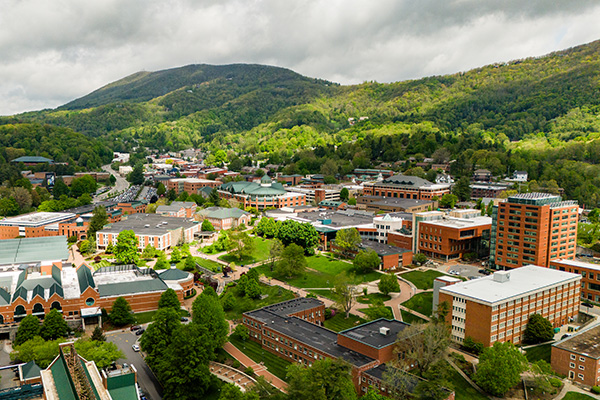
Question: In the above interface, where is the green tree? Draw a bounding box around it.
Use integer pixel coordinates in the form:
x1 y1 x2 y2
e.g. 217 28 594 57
140 307 182 367
255 217 279 238
340 188 350 201
74 339 124 369
588 208 600 224
91 326 106 342
414 253 428 265
0 197 19 216
277 220 319 255
474 342 527 396
192 287 228 356
348 197 357 206
245 278 262 299
128 163 145 185
201 219 215 231
524 314 554 344
170 247 181 263
287 358 357 400
361 388 387 400
353 249 380 273
157 183 166 196
275 243 307 278
183 255 196 271
234 324 250 341
14 315 41 346
158 288 181 311
269 238 284 268
394 322 450 376
335 228 361 257
109 297 135 327
332 272 358 319
229 230 255 261
209 188 220 205
220 291 235 311
439 193 458 208
114 230 139 264
87 206 108 241
142 244 157 259
378 273 400 295
452 177 472 201
71 175 97 198
219 383 260 400
52 178 70 198
40 309 69 341
11 337 59 368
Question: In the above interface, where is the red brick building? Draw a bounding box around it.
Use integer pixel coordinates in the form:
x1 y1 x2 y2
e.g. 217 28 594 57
436 266 581 346
550 259 600 303
167 178 220 194
491 193 578 270
362 174 450 201
552 325 600 386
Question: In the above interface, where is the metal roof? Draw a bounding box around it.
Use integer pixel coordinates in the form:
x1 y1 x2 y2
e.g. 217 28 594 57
0 236 69 266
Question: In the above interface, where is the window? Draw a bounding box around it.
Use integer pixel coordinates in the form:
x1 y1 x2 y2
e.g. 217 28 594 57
580 357 585 362
570 362 575 368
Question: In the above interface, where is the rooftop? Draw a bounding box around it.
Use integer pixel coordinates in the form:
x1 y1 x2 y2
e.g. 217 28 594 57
339 318 410 349
11 156 53 163
507 192 562 205
370 198 434 208
0 212 75 227
359 240 410 256
440 265 581 305
420 215 492 229
293 209 374 230
260 297 323 317
551 259 600 272
0 236 69 266
554 324 600 359
99 214 198 236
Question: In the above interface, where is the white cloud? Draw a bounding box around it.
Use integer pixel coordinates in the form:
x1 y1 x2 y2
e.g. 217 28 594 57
0 0 599 115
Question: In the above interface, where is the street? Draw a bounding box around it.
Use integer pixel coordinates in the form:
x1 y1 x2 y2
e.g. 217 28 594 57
107 330 163 400
95 164 129 202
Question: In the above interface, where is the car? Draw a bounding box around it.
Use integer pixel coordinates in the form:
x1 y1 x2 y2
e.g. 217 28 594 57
448 270 459 275
561 333 572 340
180 317 189 322
135 328 145 336
132 344 140 352
582 302 594 308
130 325 141 331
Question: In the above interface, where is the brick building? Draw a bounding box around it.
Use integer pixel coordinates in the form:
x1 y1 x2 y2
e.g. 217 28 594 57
552 325 600 386
362 174 450 201
413 209 492 260
116 201 148 215
435 266 581 346
550 259 600 303
490 193 578 270
219 176 306 210
0 212 77 239
166 178 220 194
357 197 436 213
156 201 197 218
470 183 511 199
195 207 252 230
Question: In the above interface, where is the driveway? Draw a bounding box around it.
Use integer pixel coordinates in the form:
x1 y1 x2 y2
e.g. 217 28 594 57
0 345 19 390
107 330 162 400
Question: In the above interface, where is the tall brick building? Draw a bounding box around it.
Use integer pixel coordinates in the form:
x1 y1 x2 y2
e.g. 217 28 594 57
490 193 578 270
435 266 581 346
362 174 450 201
550 259 600 303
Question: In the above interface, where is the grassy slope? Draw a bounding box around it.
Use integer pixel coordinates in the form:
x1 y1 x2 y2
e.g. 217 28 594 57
223 283 295 321
228 333 291 381
401 270 445 290
218 236 271 266
402 292 434 317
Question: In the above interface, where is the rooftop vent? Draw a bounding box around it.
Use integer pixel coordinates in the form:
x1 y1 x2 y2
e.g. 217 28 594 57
379 327 390 336
493 271 511 283
144 224 150 228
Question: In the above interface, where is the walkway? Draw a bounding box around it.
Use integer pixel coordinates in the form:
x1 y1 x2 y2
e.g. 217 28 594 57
223 342 288 392
209 361 256 392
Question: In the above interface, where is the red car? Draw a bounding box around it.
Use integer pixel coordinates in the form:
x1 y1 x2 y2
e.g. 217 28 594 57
130 325 141 331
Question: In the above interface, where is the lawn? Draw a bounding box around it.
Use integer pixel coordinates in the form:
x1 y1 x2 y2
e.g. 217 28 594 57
223 284 296 321
134 309 189 324
400 270 446 290
358 306 394 320
218 237 271 266
174 256 222 272
446 361 490 400
256 255 381 289
323 313 366 332
308 289 337 301
402 292 434 318
401 310 427 324
562 393 596 400
356 293 391 304
525 343 552 363
228 333 291 381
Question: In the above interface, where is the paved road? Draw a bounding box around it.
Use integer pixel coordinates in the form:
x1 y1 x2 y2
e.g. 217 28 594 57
107 330 163 400
95 164 129 202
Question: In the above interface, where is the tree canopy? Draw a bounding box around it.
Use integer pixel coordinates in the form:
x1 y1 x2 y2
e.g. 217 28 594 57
474 341 528 396
523 313 554 344
114 230 139 264
287 358 358 400
275 243 307 278
109 297 135 327
191 287 228 356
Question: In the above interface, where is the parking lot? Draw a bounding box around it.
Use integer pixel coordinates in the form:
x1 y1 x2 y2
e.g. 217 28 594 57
445 264 489 280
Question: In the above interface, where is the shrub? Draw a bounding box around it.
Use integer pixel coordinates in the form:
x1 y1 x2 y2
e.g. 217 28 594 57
592 386 600 394
549 378 562 388
463 336 484 355
233 360 241 369
244 367 254 376
324 308 332 319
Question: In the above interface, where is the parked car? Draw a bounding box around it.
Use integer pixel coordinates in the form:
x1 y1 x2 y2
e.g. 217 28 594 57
135 328 145 336
582 302 594 308
130 325 141 331
180 317 189 322
132 344 140 352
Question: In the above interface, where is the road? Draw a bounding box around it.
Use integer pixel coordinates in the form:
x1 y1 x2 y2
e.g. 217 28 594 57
107 330 163 400
95 164 129 202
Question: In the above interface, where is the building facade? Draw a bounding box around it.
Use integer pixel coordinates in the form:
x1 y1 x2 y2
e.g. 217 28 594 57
550 259 600 303
219 176 306 210
552 325 600 386
362 174 450 201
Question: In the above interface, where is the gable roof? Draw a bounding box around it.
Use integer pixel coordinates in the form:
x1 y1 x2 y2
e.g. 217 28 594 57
76 265 96 294
21 361 42 380
159 268 190 281
206 207 249 220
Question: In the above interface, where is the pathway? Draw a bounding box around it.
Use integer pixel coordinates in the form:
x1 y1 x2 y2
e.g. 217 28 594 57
555 380 600 399
209 361 256 392
223 342 288 392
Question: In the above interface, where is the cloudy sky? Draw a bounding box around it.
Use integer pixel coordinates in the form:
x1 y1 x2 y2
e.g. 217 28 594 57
1 0 599 115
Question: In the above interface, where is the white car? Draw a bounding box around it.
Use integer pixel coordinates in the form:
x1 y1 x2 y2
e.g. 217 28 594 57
132 344 140 352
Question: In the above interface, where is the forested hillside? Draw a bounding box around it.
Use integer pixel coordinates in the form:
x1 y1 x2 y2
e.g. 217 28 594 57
9 39 600 206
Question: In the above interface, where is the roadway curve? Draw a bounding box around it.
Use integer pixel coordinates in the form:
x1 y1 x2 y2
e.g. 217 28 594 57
95 164 129 202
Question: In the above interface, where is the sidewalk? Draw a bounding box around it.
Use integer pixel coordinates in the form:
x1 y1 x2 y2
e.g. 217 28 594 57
223 342 288 393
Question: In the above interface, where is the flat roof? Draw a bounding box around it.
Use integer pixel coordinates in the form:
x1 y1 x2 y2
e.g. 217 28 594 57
371 198 433 207
260 297 324 317
340 319 409 349
551 258 600 272
0 236 69 265
293 209 374 230
99 214 198 236
360 240 410 256
440 265 580 305
420 215 492 229
0 212 75 227
554 324 600 359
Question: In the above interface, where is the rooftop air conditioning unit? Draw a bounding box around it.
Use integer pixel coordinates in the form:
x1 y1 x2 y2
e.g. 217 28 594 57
380 327 390 336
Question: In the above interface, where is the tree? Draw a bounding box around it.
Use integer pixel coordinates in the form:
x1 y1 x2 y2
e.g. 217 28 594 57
269 238 284 268
332 272 358 319
340 187 350 201
353 249 381 273
71 175 97 197
245 278 262 299
14 315 41 346
192 287 228 356
361 388 388 400
128 163 145 185
74 339 124 369
183 255 196 271
87 206 108 241
588 208 600 224
229 230 255 261
158 288 181 311
140 307 182 367
91 326 106 342
11 336 60 368
413 253 428 265
462 336 484 355
52 178 69 197
170 247 181 263
114 230 139 264
201 219 215 231
439 193 458 208
287 358 357 400
219 384 260 400
452 176 472 201
275 243 307 278
394 322 450 376
378 273 400 295
234 324 250 341
157 183 166 196
109 297 135 327
0 197 19 216
141 244 157 259
209 188 220 205
40 309 69 341
276 220 319 255
524 313 554 344
220 291 235 311
335 228 361 257
167 188 177 201
348 197 357 206
474 342 527 396
255 217 279 238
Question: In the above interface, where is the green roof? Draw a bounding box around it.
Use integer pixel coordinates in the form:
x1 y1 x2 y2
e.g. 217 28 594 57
159 268 190 281
107 371 138 400
0 236 69 265
21 361 42 380
207 207 249 220
0 288 10 305
11 156 53 163
97 279 168 297
50 355 77 400
77 266 96 294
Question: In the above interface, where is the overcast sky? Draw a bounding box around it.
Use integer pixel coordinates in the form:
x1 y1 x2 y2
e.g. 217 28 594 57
1 0 599 116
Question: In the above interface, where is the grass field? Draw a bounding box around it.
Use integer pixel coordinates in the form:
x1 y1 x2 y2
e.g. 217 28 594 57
256 255 381 289
525 343 552 363
228 333 291 381
402 292 434 318
356 293 391 304
307 289 337 301
223 284 296 321
359 306 394 320
401 310 427 324
401 270 446 290
324 313 366 332
562 393 595 400
218 237 271 266
134 309 189 324
446 361 490 400
175 256 223 272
